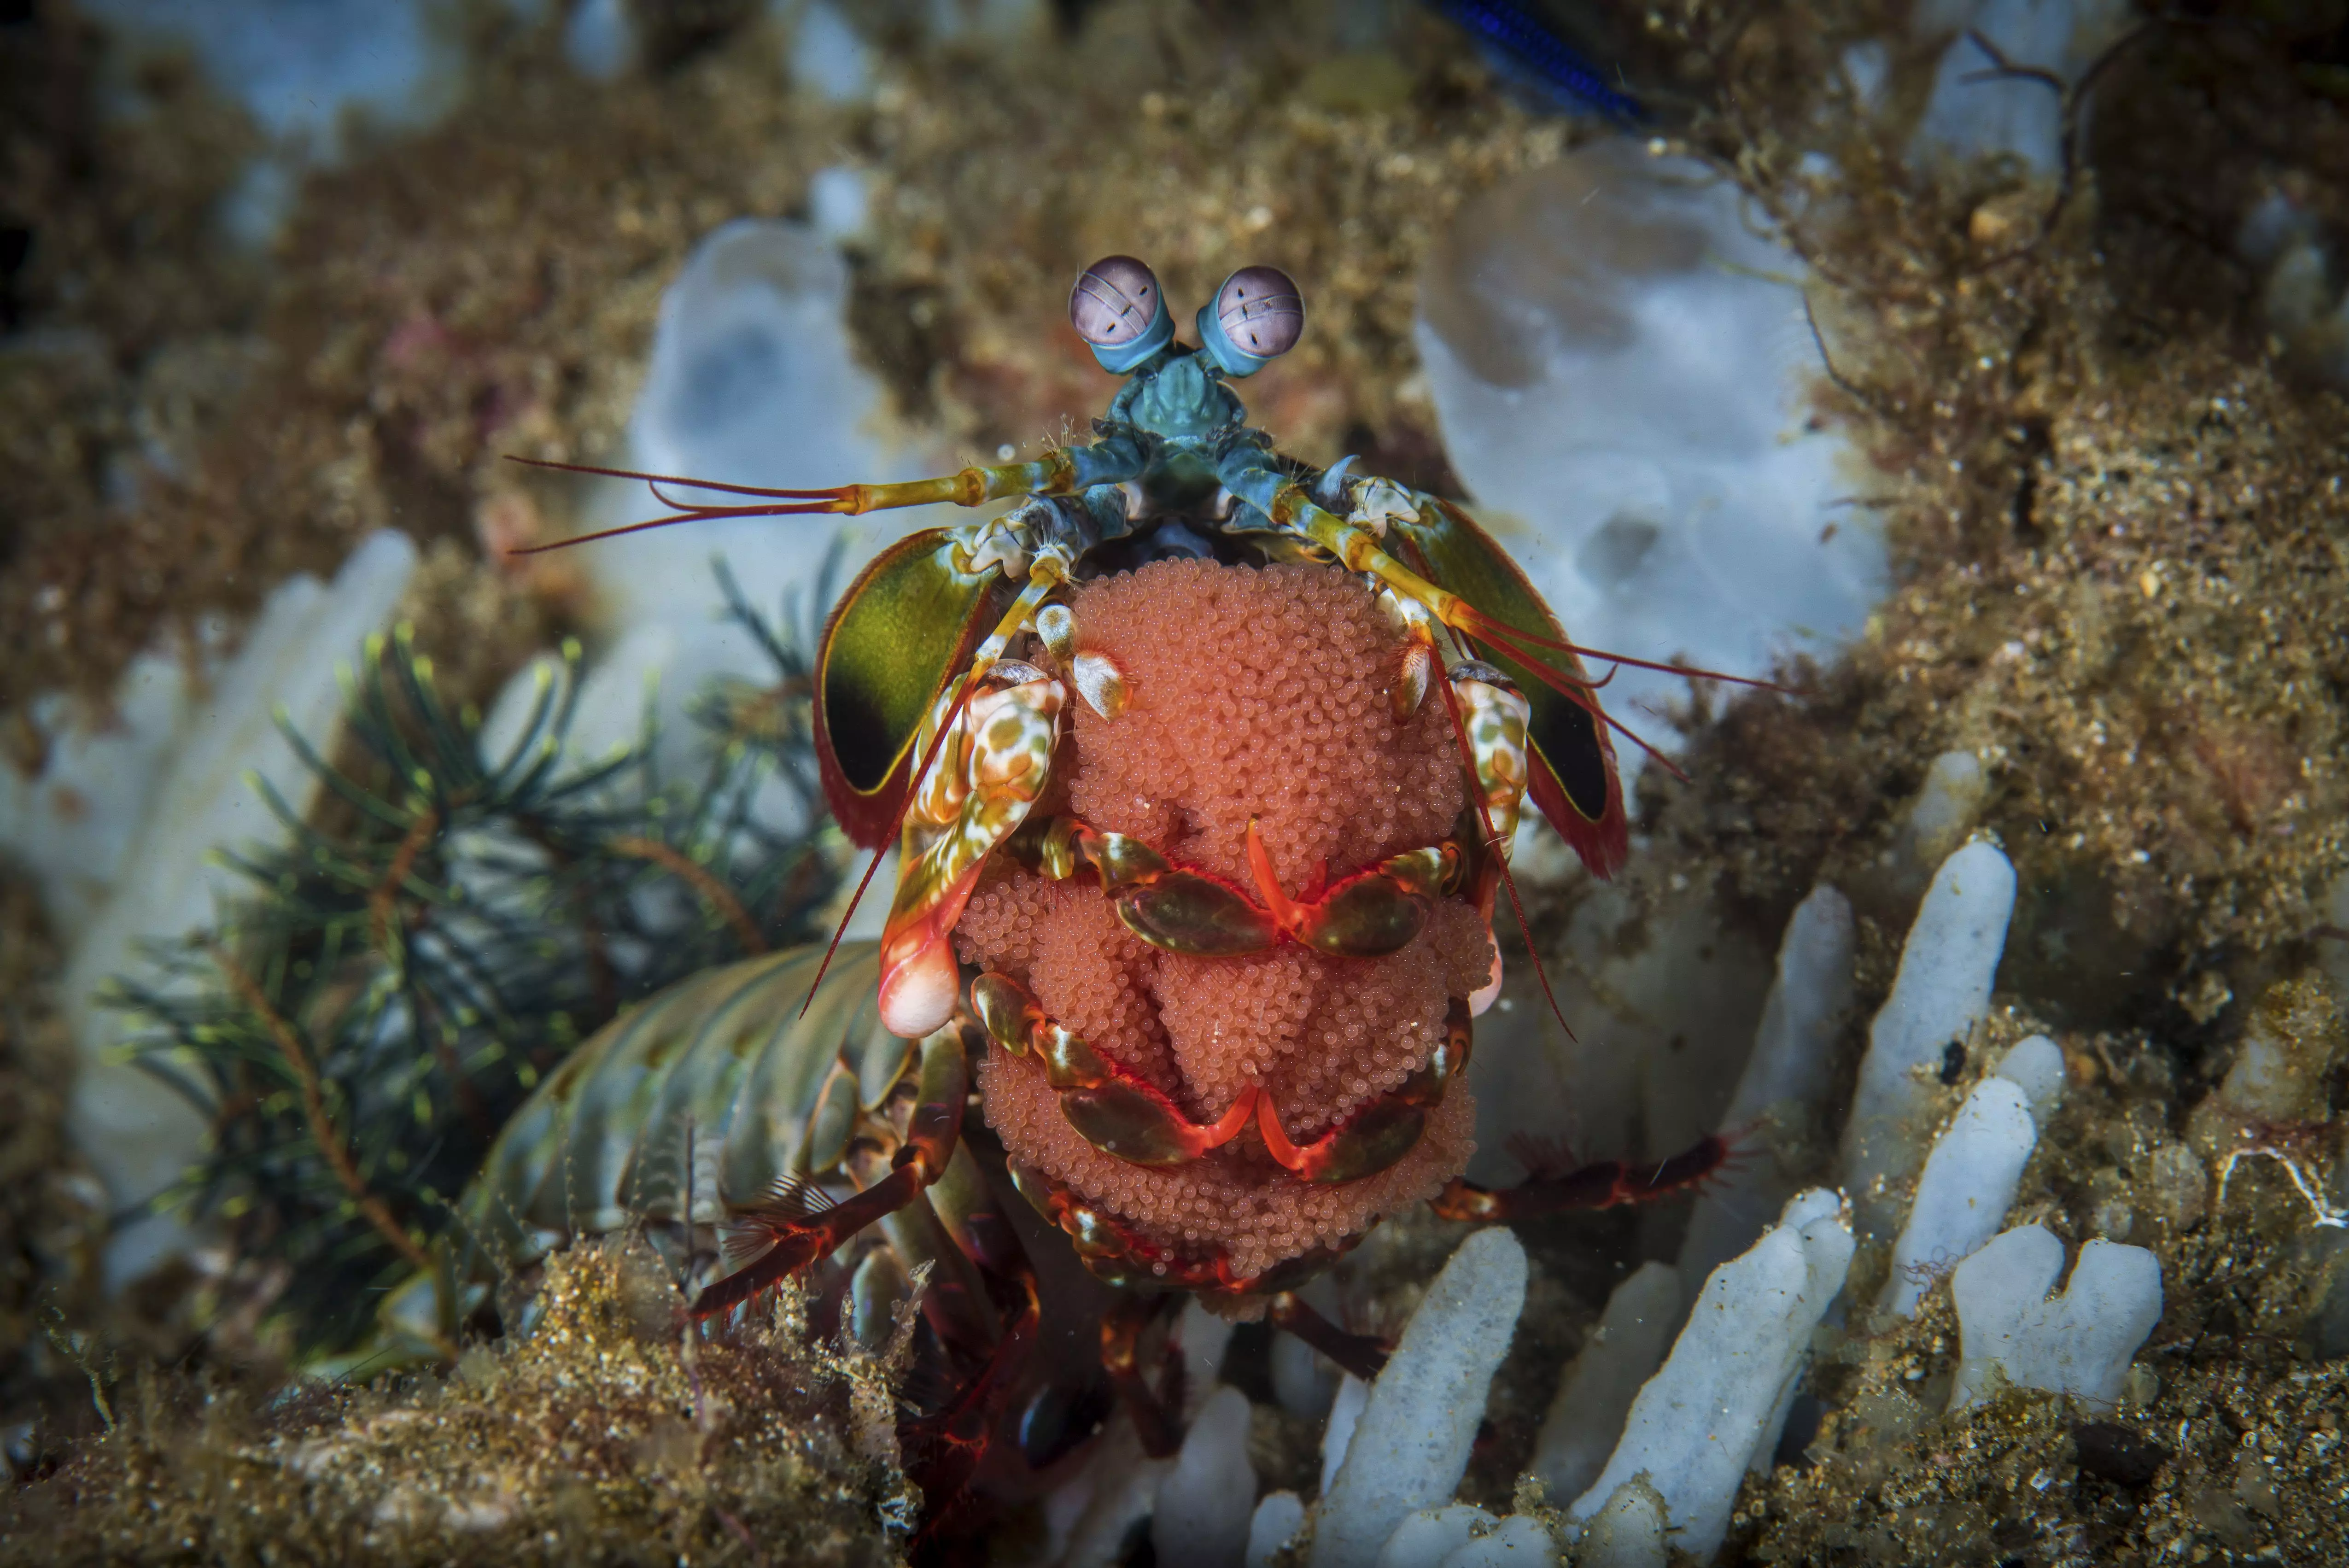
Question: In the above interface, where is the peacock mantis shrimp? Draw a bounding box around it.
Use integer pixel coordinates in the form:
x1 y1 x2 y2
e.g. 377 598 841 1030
422 256 1762 1547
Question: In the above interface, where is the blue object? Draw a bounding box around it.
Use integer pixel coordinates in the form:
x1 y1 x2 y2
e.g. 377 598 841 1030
1424 0 1646 123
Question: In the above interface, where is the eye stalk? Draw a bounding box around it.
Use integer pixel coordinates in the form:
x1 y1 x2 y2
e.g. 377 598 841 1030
1196 265 1303 378
1071 255 1174 373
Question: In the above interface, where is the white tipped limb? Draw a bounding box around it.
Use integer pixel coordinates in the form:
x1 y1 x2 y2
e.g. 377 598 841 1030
1841 841 2017 1243
1566 1189 1854 1563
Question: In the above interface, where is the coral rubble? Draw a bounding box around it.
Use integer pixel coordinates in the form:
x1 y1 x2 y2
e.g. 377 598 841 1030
0 1240 912 1566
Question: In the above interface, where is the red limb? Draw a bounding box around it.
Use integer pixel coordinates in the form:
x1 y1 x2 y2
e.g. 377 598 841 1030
696 1172 900 1319
1267 1291 1391 1382
903 1268 1042 1561
1244 818 1303 930
1099 1293 1187 1459
1429 1130 1734 1223
1459 611 1786 692
1433 672 1574 1041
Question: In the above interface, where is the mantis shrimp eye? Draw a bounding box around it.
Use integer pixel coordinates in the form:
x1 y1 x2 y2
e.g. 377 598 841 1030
1196 264 1304 378
1070 255 1174 373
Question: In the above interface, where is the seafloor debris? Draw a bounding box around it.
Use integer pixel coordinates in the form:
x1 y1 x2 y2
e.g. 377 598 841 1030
0 1239 914 1566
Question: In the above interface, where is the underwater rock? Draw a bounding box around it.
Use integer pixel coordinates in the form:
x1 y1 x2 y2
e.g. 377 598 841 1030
2196 973 2347 1131
1879 1076 2037 1317
1566 1188 1853 1563
1417 139 1885 761
1310 1228 1528 1568
77 0 463 151
1841 840 2018 1244
1531 1260 1682 1504
0 1240 911 1563
1949 1225 2163 1411
561 0 635 80
49 530 418 1287
1677 883 1856 1290
2236 187 2349 389
787 3 875 102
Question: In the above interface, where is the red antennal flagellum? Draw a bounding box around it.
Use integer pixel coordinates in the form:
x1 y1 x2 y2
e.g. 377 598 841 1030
499 455 878 554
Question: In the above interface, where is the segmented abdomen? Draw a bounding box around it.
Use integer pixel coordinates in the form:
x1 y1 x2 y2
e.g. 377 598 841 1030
456 942 906 1270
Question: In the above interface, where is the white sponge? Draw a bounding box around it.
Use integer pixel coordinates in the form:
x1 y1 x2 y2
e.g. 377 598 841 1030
1950 1226 2163 1411
1532 1262 1682 1501
1153 1386 1255 1568
1566 1190 1853 1561
1311 1229 1528 1568
1879 1076 2037 1317
1842 841 2017 1242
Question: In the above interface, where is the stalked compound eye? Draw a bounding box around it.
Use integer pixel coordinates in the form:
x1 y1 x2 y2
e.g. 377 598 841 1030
1196 264 1303 378
1070 255 1174 374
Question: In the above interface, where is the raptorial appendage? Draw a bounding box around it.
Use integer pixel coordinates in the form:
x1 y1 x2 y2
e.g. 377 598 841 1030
878 660 1067 1037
